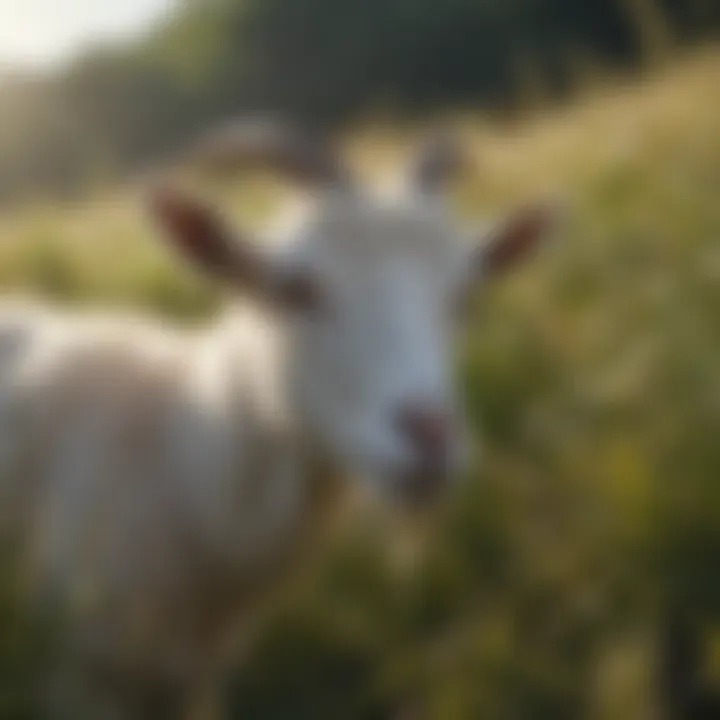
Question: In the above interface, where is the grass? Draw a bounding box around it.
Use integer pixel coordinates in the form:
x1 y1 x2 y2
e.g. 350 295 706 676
1 48 720 719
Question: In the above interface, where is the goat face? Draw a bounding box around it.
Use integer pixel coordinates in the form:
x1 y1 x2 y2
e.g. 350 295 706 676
150 125 560 505
277 195 470 503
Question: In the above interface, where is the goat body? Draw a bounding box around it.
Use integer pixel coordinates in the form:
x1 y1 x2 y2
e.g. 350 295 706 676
0 300 341 715
0 124 559 718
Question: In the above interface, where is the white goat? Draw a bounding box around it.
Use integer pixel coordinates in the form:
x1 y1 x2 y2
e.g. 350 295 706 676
0 126 558 719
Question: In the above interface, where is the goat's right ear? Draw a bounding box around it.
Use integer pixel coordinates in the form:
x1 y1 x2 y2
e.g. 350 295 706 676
148 188 267 291
475 204 563 279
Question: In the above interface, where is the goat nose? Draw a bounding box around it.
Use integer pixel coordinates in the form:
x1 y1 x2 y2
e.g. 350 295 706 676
395 404 453 469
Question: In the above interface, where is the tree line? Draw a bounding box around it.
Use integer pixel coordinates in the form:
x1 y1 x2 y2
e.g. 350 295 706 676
0 0 717 201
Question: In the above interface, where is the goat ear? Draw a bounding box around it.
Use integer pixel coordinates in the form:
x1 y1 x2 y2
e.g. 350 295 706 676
477 204 561 278
148 188 267 291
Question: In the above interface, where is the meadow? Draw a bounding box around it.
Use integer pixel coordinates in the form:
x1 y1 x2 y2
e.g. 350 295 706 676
2 49 720 719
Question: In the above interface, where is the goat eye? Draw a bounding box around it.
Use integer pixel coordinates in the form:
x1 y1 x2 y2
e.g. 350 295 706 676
274 272 325 314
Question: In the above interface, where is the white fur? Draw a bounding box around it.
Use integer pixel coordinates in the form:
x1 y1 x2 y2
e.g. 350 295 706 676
0 189 520 718
276 193 472 488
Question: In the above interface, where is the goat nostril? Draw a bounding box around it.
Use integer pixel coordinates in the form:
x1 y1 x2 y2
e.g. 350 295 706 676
396 406 452 466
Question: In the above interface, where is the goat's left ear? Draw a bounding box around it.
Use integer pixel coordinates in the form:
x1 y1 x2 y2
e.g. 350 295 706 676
148 188 268 293
475 204 562 279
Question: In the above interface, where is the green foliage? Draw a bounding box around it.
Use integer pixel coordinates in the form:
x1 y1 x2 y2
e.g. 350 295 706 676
0 552 53 720
221 55 720 719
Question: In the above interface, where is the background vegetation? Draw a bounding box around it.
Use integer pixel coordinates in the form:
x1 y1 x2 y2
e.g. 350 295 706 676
1 1 720 718
0 0 719 201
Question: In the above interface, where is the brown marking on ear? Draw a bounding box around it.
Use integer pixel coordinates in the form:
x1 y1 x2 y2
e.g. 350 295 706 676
482 204 558 276
149 188 265 289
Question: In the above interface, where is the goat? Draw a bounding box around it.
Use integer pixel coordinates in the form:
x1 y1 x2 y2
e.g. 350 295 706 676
0 124 559 719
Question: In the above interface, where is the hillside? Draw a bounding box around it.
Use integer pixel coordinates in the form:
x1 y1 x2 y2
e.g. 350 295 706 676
0 0 719 201
1 49 720 719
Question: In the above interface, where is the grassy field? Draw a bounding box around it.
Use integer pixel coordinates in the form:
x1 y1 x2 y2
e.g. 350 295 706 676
2 49 720 719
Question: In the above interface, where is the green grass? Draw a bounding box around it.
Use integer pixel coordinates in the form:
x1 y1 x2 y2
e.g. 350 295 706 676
2 49 720 719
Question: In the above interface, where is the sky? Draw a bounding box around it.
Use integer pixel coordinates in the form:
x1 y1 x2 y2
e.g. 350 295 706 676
0 0 173 68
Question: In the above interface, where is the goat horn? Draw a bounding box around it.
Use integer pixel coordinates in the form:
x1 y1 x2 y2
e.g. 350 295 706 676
410 131 468 193
189 120 351 189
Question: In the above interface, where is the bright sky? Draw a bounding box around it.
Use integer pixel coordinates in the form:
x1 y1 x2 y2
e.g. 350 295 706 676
0 0 173 68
